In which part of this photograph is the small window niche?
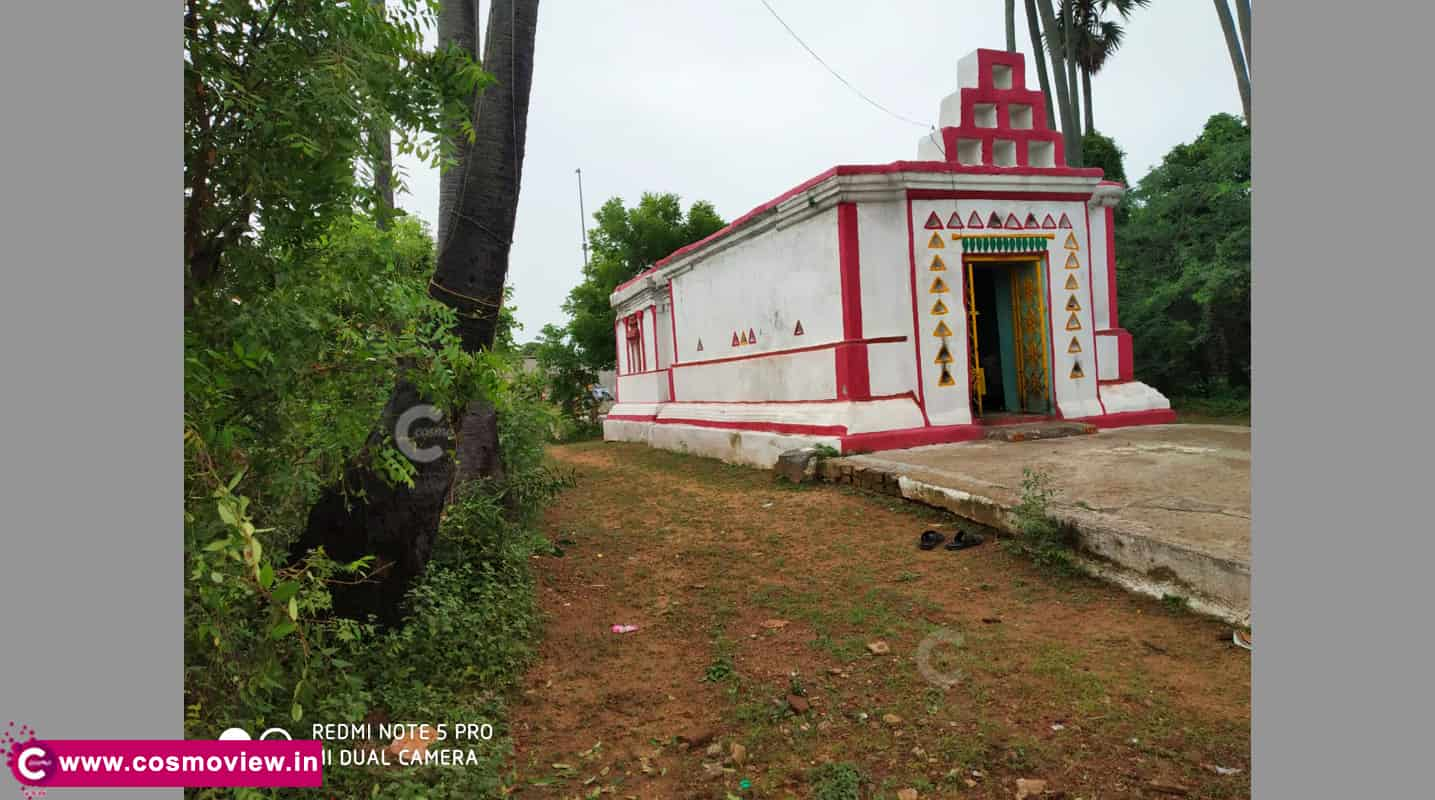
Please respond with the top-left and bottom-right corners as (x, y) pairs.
(993, 139), (1017, 167)
(1028, 140), (1056, 168)
(972, 103), (998, 128)
(1009, 104), (1033, 130)
(956, 138), (984, 166)
(992, 63), (1013, 90)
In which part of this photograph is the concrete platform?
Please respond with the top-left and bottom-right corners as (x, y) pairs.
(817, 424), (1251, 623)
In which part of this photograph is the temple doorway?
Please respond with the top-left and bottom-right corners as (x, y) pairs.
(964, 257), (1052, 419)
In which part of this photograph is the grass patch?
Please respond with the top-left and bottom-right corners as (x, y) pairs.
(809, 761), (865, 800)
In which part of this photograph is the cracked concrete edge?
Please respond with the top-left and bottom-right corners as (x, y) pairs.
(819, 462), (1251, 626)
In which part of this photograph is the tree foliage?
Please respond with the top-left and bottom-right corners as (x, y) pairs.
(1117, 113), (1251, 396)
(183, 0), (486, 309)
(562, 193), (725, 370)
(1082, 130), (1128, 186)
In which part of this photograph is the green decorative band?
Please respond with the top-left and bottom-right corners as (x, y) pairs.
(961, 236), (1047, 254)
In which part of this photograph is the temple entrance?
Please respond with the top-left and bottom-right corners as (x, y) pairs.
(964, 257), (1052, 419)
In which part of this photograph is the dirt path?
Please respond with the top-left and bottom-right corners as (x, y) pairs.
(504, 442), (1250, 799)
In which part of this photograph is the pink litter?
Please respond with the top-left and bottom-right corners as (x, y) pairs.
(611, 624), (639, 634)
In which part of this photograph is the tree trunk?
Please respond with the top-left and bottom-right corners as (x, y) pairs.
(1063, 2), (1082, 165)
(435, 0), (539, 484)
(1035, 0), (1077, 164)
(1024, 0), (1055, 125)
(371, 0), (395, 230)
(432, 0), (539, 354)
(292, 379), (456, 627)
(1235, 0), (1251, 77)
(1082, 67), (1093, 136)
(1005, 0), (1016, 51)
(1213, 0), (1251, 124)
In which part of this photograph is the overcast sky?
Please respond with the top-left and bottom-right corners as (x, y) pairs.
(394, 0), (1243, 343)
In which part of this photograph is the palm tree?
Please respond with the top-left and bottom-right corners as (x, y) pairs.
(1006, 0), (1017, 51)
(1046, 0), (1149, 136)
(1023, 0), (1056, 128)
(1035, 0), (1079, 163)
(1213, 0), (1251, 123)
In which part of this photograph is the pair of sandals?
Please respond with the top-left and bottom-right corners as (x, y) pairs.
(919, 529), (984, 551)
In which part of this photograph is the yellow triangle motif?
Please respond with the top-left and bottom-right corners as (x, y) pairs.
(1070, 361), (1085, 379)
(931, 297), (949, 315)
(933, 319), (954, 337)
(929, 254), (947, 271)
(1066, 312), (1082, 331)
(740, 330), (748, 345)
(1068, 336), (1082, 353)
(935, 340), (954, 364)
(1064, 274), (1080, 290)
(1066, 295), (1082, 312)
(928, 232), (945, 249)
(938, 365), (956, 387)
(930, 275), (949, 293)
(1063, 232), (1080, 250)
(1065, 251), (1081, 269)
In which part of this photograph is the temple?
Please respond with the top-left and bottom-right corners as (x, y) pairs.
(604, 48), (1174, 467)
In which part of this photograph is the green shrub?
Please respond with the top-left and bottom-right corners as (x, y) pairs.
(810, 761), (865, 800)
(1005, 468), (1077, 570)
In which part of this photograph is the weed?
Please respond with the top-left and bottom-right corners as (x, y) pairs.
(1005, 468), (1078, 571)
(894, 570), (920, 583)
(704, 655), (736, 683)
(1160, 593), (1190, 613)
(812, 444), (841, 460)
(809, 761), (864, 800)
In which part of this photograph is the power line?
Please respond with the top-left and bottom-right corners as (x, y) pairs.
(755, 0), (931, 130)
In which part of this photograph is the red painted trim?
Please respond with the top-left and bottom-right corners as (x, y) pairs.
(653, 417), (848, 437)
(841, 423), (986, 453)
(835, 202), (871, 400)
(1096, 328), (1134, 382)
(1104, 205), (1119, 328)
(667, 281), (679, 363)
(671, 335), (906, 369)
(906, 189), (1092, 202)
(617, 367), (669, 377)
(605, 413), (658, 422)
(662, 392), (916, 406)
(1069, 408), (1177, 429)
(1084, 204), (1107, 415)
(613, 162), (1107, 294)
(904, 195), (932, 426)
(667, 368), (676, 402)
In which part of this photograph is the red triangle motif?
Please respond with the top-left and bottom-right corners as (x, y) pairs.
(731, 331), (740, 347)
(1025, 213), (1040, 229)
(793, 320), (804, 336)
(924, 211), (944, 229)
(748, 327), (757, 344)
(1005, 213), (1022, 229)
(987, 212), (1003, 229)
(1058, 212), (1072, 228)
(1041, 214), (1057, 229)
(946, 211), (964, 229)
(967, 210), (984, 228)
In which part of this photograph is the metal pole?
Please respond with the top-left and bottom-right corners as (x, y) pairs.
(575, 168), (589, 267)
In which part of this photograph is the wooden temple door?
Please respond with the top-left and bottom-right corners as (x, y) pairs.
(1010, 261), (1052, 414)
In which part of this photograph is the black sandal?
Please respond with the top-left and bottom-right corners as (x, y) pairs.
(919, 530), (946, 550)
(945, 530), (985, 550)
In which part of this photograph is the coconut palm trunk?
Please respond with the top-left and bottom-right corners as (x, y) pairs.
(1082, 67), (1093, 135)
(1005, 0), (1017, 51)
(1035, 0), (1078, 161)
(1024, 0), (1056, 125)
(1213, 0), (1251, 123)
(1062, 1), (1083, 164)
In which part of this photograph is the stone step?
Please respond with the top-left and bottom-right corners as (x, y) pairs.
(982, 421), (1097, 442)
